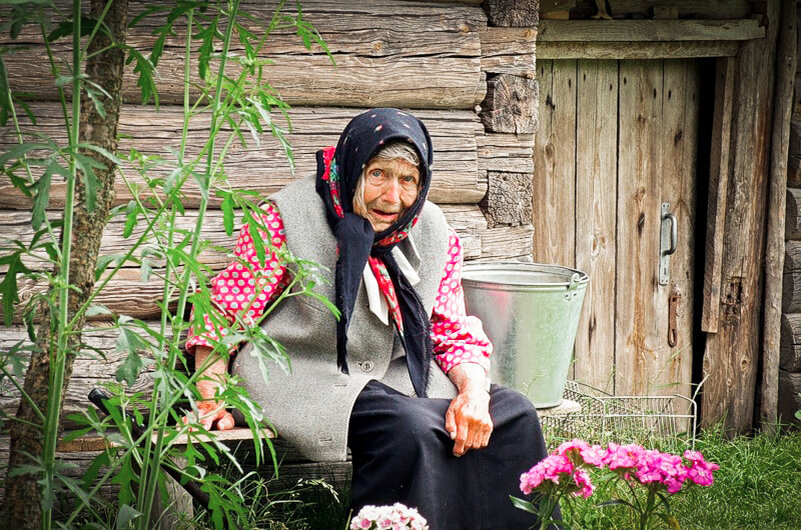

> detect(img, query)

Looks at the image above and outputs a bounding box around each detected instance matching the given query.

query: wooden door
[534,58,700,400]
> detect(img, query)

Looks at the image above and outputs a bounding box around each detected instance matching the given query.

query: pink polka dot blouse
[186,203,492,374]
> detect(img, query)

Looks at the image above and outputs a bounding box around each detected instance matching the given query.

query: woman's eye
[370,170,382,178]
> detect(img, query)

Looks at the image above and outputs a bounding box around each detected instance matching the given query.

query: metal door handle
[664,213,677,256]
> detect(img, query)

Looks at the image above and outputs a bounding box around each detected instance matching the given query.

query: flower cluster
[512,439,720,529]
[350,503,429,530]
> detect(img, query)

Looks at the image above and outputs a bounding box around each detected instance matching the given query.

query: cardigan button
[360,361,374,373]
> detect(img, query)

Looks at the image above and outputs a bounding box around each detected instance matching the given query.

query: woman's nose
[382,178,401,202]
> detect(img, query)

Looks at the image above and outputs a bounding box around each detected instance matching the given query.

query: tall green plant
[0,1,334,528]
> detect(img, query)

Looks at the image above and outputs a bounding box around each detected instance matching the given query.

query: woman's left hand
[445,363,493,457]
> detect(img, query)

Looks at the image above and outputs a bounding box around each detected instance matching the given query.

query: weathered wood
[0,104,486,207]
[537,19,764,42]
[479,27,537,77]
[471,225,534,262]
[607,0,751,19]
[657,58,699,401]
[3,0,486,109]
[0,324,160,426]
[484,0,540,26]
[486,172,533,226]
[701,0,780,434]
[702,57,736,333]
[782,241,801,312]
[476,132,535,173]
[537,40,741,60]
[573,59,618,394]
[480,74,539,133]
[778,370,801,423]
[780,313,801,371]
[786,188,801,239]
[788,119,801,187]
[541,0,577,11]
[532,59,576,267]
[614,60,663,397]
[651,6,680,18]
[762,0,796,427]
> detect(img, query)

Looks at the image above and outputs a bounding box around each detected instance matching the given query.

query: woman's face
[354,157,420,232]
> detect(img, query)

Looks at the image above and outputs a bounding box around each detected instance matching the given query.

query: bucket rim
[461,261,590,289]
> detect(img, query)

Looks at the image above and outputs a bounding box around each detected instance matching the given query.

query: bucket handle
[564,273,582,300]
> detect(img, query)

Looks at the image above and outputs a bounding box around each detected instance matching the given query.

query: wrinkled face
[353,157,420,232]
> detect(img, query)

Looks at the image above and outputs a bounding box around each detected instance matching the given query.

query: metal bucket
[461,262,589,408]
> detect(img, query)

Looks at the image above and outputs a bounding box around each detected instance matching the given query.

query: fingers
[445,403,457,440]
[182,402,234,431]
[216,411,235,431]
[449,396,493,457]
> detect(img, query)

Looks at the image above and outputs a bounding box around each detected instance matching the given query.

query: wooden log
[762,0,796,428]
[484,0,540,26]
[485,172,533,227]
[476,132,535,173]
[702,57,735,333]
[537,41,741,60]
[778,370,801,423]
[786,188,801,239]
[2,0,486,109]
[780,312,801,371]
[788,119,801,187]
[701,0,780,434]
[0,104,486,207]
[480,74,538,133]
[472,225,534,262]
[537,19,765,42]
[0,324,160,427]
[479,27,537,77]
[607,0,751,19]
[573,58,617,393]
[783,241,801,312]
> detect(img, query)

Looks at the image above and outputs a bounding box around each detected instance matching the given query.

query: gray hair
[354,140,421,214]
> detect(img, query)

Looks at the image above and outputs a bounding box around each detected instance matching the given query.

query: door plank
[573,60,618,393]
[658,59,699,400]
[533,60,577,266]
[615,60,663,396]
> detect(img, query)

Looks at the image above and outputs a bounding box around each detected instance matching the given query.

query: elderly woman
[186,108,556,529]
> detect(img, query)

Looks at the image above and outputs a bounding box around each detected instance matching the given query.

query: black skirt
[348,380,560,530]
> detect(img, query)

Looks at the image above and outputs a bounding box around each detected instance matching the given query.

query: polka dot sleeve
[430,228,492,374]
[185,202,290,355]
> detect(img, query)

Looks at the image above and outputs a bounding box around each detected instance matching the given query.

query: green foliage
[0,0,334,528]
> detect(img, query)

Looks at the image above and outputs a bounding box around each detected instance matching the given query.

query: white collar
[362,237,420,325]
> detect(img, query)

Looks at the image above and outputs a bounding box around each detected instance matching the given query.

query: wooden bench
[53,426,352,529]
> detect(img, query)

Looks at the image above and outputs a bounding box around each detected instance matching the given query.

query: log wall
[779,6,801,425]
[0,0,539,428]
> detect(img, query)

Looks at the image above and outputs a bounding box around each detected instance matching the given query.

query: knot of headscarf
[315,108,434,397]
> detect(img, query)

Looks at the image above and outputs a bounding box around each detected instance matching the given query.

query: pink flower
[519,454,574,494]
[604,443,645,470]
[573,468,594,498]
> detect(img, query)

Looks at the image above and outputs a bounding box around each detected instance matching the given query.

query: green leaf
[0,55,12,128]
[221,192,235,236]
[85,304,112,317]
[123,200,137,238]
[46,16,98,42]
[116,349,146,387]
[0,252,32,325]
[72,152,106,211]
[30,160,54,230]
[124,46,159,107]
[0,142,50,168]
[95,253,126,282]
[84,85,107,118]
[115,504,142,530]
[509,495,538,515]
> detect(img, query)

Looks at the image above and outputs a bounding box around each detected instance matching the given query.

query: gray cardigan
[232,175,458,461]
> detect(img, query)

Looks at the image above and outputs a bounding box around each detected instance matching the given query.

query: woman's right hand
[183,400,235,431]
[185,345,236,431]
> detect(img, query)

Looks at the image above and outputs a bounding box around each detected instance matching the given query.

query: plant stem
[41,1,81,528]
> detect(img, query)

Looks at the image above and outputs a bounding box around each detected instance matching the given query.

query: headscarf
[315,108,434,398]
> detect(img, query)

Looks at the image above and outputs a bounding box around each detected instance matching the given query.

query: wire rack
[540,380,697,448]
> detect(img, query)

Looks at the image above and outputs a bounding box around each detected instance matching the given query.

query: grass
[556,426,801,529]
